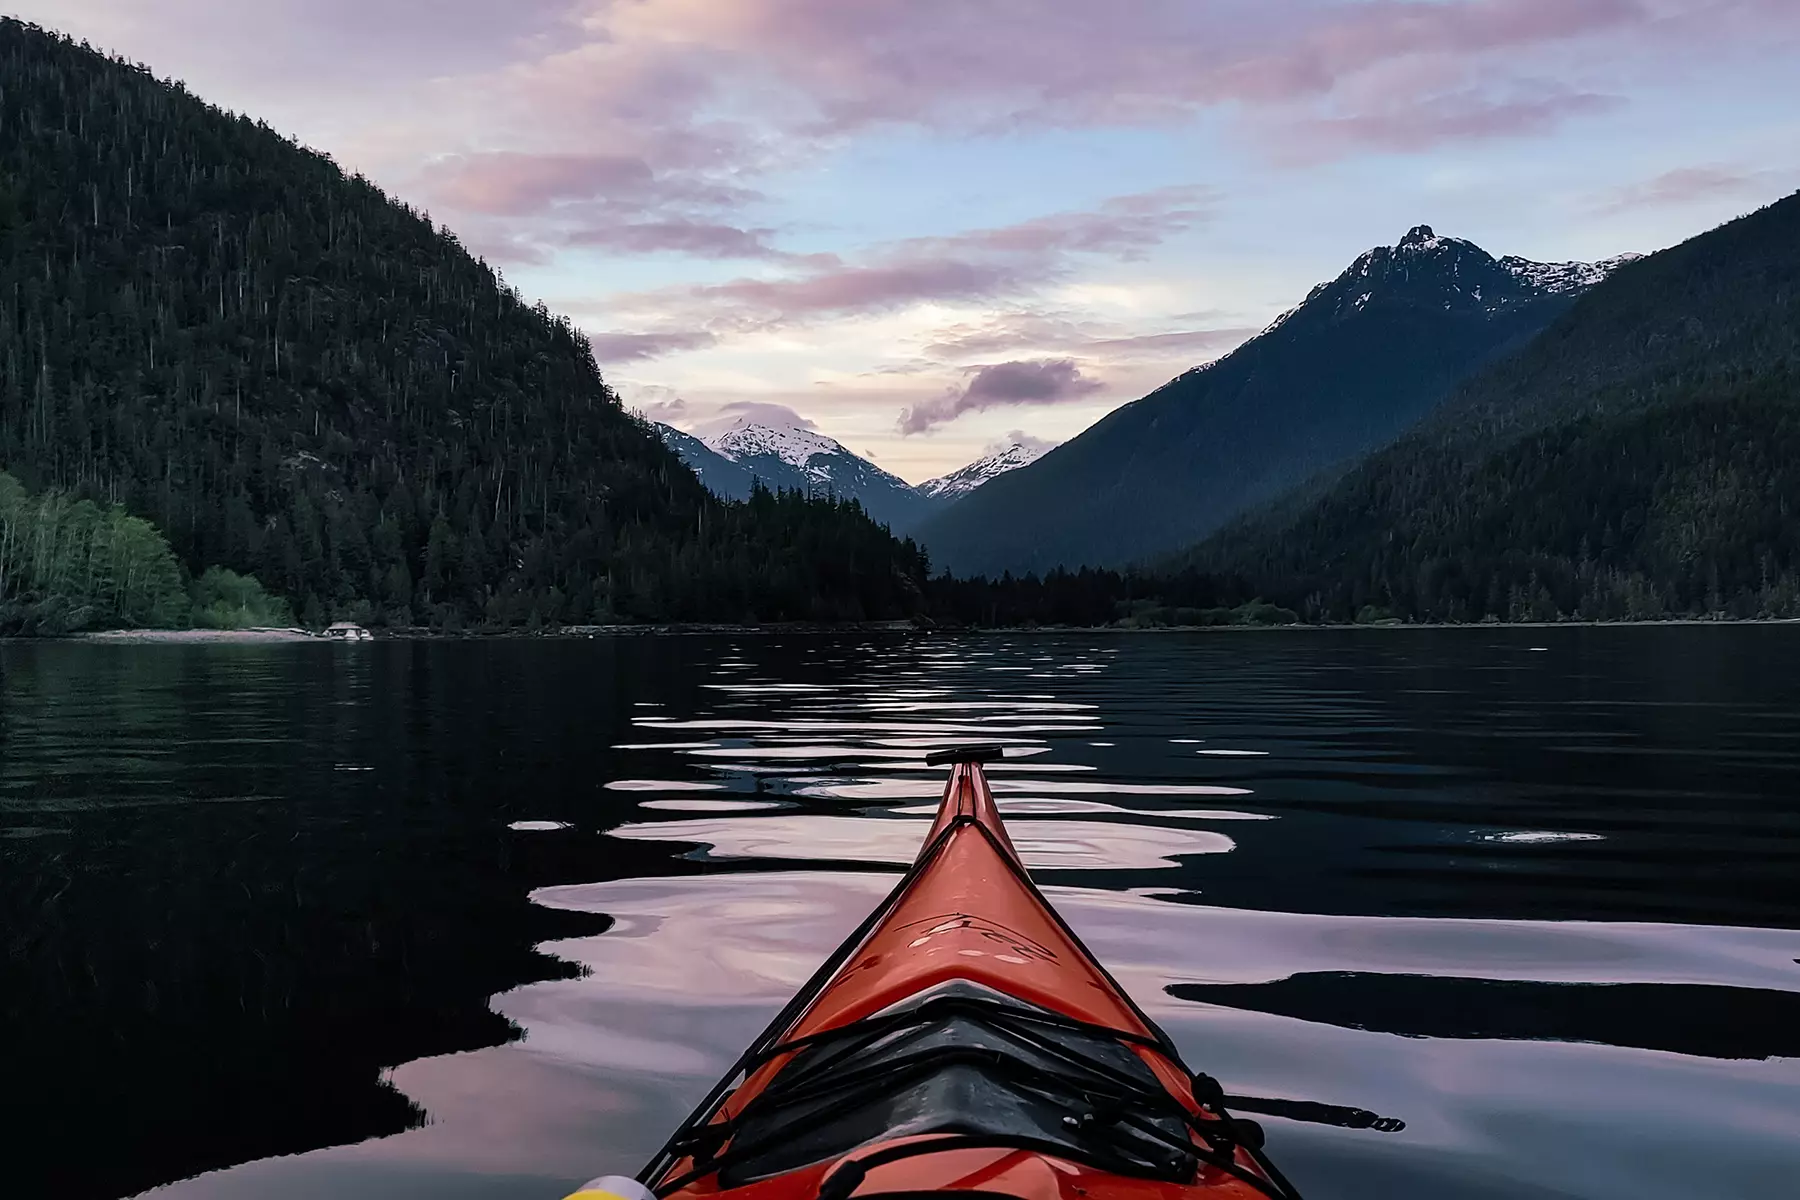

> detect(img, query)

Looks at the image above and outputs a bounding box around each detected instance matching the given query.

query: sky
[12,1,1800,482]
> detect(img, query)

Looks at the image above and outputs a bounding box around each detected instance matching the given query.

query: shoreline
[75,627,320,644]
[46,616,1800,643]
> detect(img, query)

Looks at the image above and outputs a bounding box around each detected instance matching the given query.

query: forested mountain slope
[0,19,925,627]
[1192,191,1800,622]
[915,227,1629,576]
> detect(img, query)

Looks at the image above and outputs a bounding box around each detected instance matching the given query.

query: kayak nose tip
[565,1175,658,1200]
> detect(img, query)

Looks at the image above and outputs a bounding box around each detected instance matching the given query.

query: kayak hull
[634,759,1294,1200]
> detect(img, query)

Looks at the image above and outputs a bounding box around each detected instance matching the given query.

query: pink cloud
[348,0,1796,273]
[698,259,1031,320]
[566,219,789,259]
[625,186,1215,331]
[1083,327,1260,357]
[693,401,819,438]
[522,0,1656,143]
[1280,86,1621,159]
[897,359,1104,435]
[909,186,1217,259]
[429,0,1687,257]
[996,431,1062,457]
[1594,164,1781,213]
[588,330,720,362]
[632,390,690,424]
[420,151,753,218]
[922,312,1253,360]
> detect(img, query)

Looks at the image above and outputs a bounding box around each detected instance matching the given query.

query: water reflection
[143,871,1800,1200]
[607,814,1238,869]
[5,630,1800,1200]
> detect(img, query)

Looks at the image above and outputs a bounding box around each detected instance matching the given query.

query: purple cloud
[693,401,820,438]
[897,359,1104,435]
[588,330,720,363]
[420,151,754,218]
[1280,87,1622,159]
[410,0,1680,263]
[600,0,1650,132]
[565,219,789,259]
[1594,164,1781,214]
[1083,328,1260,357]
[626,187,1215,332]
[697,259,1031,320]
[909,186,1218,259]
[997,430,1062,456]
[923,312,1253,360]
[632,391,690,424]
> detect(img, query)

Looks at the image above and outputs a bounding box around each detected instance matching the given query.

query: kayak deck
[630,752,1301,1200]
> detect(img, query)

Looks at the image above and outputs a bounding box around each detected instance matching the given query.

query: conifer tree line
[6,16,1797,634]
[1185,191,1800,625]
[0,19,927,631]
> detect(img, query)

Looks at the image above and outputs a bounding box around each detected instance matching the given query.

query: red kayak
[571,747,1399,1200]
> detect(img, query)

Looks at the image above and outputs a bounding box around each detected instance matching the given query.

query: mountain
[914,226,1635,576]
[919,440,1052,502]
[653,423,756,500]
[652,415,934,531]
[1194,190,1800,623]
[658,417,1054,525]
[0,18,927,629]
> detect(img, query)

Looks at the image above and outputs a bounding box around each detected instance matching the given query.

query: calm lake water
[3,629,1799,1200]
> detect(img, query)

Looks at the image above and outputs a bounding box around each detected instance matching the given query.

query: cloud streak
[922,312,1255,361]
[566,219,792,259]
[1279,86,1622,160]
[608,186,1218,339]
[587,330,720,362]
[898,359,1104,435]
[1593,164,1784,214]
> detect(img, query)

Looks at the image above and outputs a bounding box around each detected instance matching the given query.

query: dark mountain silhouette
[1191,190,1800,623]
[0,17,926,628]
[916,227,1632,576]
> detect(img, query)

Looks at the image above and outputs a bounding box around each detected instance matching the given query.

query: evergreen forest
[1188,190,1800,624]
[0,19,927,632]
[5,16,1798,634]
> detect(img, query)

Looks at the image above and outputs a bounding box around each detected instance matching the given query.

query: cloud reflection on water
[606,814,1236,870]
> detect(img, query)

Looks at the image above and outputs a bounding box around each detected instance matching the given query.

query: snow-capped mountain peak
[669,414,938,529]
[702,419,845,469]
[920,440,1054,502]
[1287,226,1637,328]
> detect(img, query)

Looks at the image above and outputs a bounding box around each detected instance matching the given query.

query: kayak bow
[584,746,1310,1200]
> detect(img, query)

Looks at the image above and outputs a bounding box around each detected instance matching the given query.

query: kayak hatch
[615,746,1307,1200]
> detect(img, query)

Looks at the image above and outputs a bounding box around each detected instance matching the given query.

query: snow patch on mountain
[920,439,1055,501]
[1500,252,1643,294]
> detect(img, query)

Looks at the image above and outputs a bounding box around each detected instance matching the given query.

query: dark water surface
[3,629,1798,1199]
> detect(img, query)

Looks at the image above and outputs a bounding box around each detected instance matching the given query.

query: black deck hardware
[924,744,1012,766]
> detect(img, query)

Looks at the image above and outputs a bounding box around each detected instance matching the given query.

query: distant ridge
[915,227,1634,576]
[656,420,1049,530]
